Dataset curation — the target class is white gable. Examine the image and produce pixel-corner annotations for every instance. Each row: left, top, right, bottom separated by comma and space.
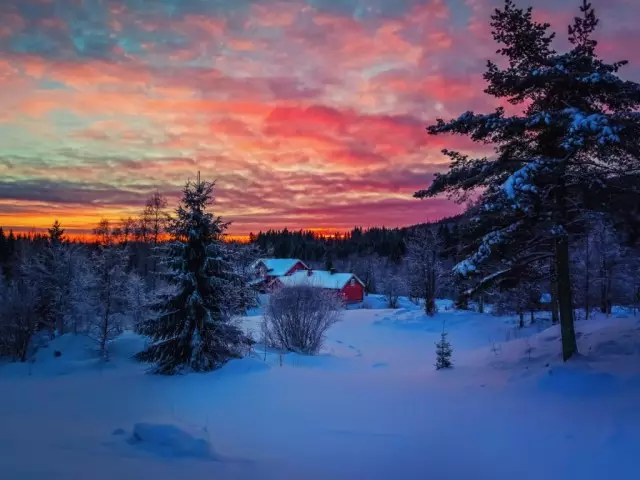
252, 258, 308, 277
278, 270, 364, 290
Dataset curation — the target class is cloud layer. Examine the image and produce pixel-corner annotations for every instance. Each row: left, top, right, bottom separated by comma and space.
1, 0, 639, 235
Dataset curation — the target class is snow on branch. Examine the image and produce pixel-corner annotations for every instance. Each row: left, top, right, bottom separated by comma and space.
502, 160, 545, 200
562, 107, 621, 149
462, 268, 512, 297
414, 150, 493, 199
427, 108, 519, 142
453, 222, 523, 277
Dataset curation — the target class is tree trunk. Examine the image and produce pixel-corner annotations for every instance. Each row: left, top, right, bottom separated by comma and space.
455, 294, 468, 310
606, 267, 613, 315
550, 259, 559, 324
101, 269, 112, 361
19, 333, 30, 363
555, 236, 578, 361
600, 259, 607, 313
519, 311, 524, 328
530, 310, 534, 324
584, 236, 590, 320
478, 294, 484, 314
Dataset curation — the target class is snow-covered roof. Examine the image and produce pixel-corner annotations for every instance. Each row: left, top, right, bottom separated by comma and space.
278, 270, 365, 290
252, 258, 309, 277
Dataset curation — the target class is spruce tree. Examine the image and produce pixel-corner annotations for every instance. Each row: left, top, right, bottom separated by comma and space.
435, 331, 453, 370
0, 227, 6, 263
48, 220, 65, 245
135, 175, 252, 374
415, 0, 640, 360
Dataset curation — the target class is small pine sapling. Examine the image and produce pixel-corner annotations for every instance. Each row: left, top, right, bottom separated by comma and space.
435, 324, 453, 370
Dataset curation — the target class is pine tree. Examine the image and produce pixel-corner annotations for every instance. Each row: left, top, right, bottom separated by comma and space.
435, 331, 453, 370
324, 251, 334, 271
0, 227, 6, 263
135, 175, 252, 374
6, 230, 15, 258
415, 0, 640, 360
48, 220, 65, 245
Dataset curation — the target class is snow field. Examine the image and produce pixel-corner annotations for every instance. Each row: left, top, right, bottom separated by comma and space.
1, 301, 640, 479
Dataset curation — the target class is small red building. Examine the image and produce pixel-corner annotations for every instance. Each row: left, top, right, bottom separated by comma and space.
275, 270, 366, 304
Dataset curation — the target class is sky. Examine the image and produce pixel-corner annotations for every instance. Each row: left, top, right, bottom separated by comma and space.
1, 0, 639, 237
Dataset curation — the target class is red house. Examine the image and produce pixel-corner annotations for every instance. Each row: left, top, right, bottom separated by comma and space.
250, 258, 310, 291
275, 269, 366, 304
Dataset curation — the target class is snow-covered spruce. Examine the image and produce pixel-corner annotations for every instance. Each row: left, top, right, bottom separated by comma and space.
135, 176, 254, 375
415, 0, 640, 361
435, 331, 453, 370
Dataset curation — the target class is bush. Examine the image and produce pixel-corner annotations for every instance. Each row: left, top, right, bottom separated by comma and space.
382, 274, 403, 309
263, 285, 342, 355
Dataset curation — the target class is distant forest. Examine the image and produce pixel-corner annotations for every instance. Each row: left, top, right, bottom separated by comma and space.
249, 216, 464, 265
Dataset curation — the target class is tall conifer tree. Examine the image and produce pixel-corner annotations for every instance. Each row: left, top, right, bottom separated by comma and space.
136, 175, 252, 374
415, 0, 640, 360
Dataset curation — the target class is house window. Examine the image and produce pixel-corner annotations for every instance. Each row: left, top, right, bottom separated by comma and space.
350, 278, 355, 286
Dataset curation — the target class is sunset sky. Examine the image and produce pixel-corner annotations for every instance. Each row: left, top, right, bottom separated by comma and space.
1, 0, 639, 237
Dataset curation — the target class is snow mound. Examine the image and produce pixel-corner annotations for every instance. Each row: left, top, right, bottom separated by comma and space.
461, 314, 640, 390
3, 331, 149, 377
538, 365, 621, 397
128, 423, 218, 460
218, 357, 271, 375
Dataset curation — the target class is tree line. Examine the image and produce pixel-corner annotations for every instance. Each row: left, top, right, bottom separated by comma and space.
0, 178, 259, 373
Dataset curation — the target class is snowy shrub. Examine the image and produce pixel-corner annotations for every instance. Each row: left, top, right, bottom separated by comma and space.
263, 285, 342, 355
382, 274, 403, 309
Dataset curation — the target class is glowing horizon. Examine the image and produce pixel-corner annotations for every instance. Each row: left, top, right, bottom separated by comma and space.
1, 0, 638, 236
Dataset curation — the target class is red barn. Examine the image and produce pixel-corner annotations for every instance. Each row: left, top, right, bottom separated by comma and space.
275, 270, 366, 304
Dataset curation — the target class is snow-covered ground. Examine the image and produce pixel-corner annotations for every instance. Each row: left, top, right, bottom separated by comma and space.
2, 301, 640, 479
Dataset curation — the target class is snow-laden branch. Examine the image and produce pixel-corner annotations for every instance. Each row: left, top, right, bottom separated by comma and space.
453, 221, 523, 277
